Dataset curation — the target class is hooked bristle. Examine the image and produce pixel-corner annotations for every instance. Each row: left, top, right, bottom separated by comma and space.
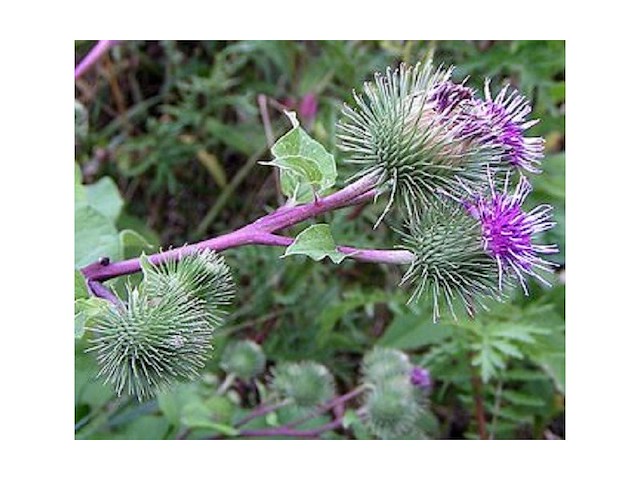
271, 361, 336, 410
86, 283, 214, 400
338, 62, 500, 224
142, 249, 235, 326
399, 199, 503, 321
220, 340, 266, 381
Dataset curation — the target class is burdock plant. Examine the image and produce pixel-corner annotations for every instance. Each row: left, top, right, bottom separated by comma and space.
337, 63, 501, 221
360, 348, 433, 438
86, 250, 233, 400
77, 61, 558, 399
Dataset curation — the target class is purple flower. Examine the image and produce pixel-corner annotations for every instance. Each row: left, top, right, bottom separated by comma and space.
461, 170, 558, 294
464, 81, 544, 173
428, 80, 474, 114
410, 367, 432, 391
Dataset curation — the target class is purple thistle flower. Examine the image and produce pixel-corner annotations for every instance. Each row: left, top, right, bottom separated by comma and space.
410, 367, 432, 392
464, 80, 544, 173
428, 80, 474, 114
461, 170, 558, 294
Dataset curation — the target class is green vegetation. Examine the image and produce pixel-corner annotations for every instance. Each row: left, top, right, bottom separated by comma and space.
75, 40, 564, 440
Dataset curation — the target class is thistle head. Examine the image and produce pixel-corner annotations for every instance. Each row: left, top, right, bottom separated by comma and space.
142, 249, 234, 326
87, 283, 214, 400
462, 81, 544, 173
271, 361, 335, 410
362, 376, 420, 439
399, 199, 502, 321
86, 250, 235, 400
428, 79, 474, 114
220, 339, 266, 381
358, 348, 433, 438
362, 347, 412, 385
338, 62, 498, 221
460, 169, 558, 294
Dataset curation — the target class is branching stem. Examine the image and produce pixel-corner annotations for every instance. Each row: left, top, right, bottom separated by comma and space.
234, 399, 291, 428
81, 174, 415, 302
281, 384, 368, 429
201, 385, 368, 440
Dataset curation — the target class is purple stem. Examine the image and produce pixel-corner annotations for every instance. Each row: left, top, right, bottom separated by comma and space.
254, 233, 415, 264
75, 40, 118, 80
235, 388, 371, 438
82, 174, 413, 291
234, 400, 290, 428
283, 385, 368, 429
87, 280, 120, 305
248, 174, 378, 232
204, 385, 368, 440
341, 187, 378, 207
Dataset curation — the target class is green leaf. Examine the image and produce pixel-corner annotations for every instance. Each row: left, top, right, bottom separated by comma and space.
85, 176, 124, 222
74, 313, 86, 340
115, 416, 170, 440
342, 409, 360, 429
317, 290, 389, 346
501, 390, 546, 408
117, 212, 161, 247
75, 163, 86, 204
157, 383, 201, 426
534, 351, 565, 394
75, 204, 121, 268
267, 111, 337, 203
267, 155, 324, 185
208, 422, 240, 437
181, 403, 238, 436
205, 117, 264, 156
530, 153, 565, 201
378, 303, 453, 350
282, 224, 347, 264
502, 369, 550, 382
491, 323, 549, 344
75, 348, 114, 408
119, 229, 154, 258
74, 297, 110, 339
75, 169, 122, 268
265, 412, 279, 426
75, 270, 89, 299
491, 340, 524, 359
472, 342, 505, 382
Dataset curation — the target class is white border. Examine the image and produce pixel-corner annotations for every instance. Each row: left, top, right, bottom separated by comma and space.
4, 1, 640, 478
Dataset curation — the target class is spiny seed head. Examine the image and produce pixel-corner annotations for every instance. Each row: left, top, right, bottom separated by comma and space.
362, 347, 412, 385
363, 377, 420, 439
220, 339, 266, 381
337, 61, 500, 223
141, 249, 234, 326
399, 199, 503, 321
271, 361, 335, 410
86, 283, 214, 401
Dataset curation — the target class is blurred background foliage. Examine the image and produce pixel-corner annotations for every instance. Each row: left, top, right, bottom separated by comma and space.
75, 40, 565, 440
